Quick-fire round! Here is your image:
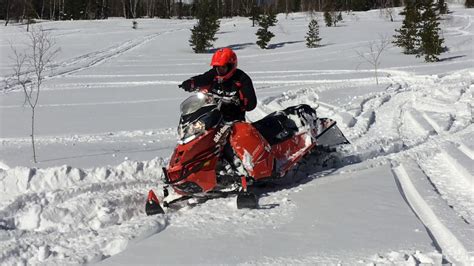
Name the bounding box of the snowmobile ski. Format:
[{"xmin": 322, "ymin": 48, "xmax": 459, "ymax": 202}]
[
  {"xmin": 236, "ymin": 192, "xmax": 258, "ymax": 209},
  {"xmin": 236, "ymin": 176, "xmax": 259, "ymax": 209},
  {"xmin": 145, "ymin": 190, "xmax": 165, "ymax": 216}
]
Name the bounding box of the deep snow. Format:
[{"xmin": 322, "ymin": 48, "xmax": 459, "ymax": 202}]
[{"xmin": 0, "ymin": 4, "xmax": 473, "ymax": 265}]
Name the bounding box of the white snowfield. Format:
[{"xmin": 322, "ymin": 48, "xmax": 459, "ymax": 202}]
[{"xmin": 0, "ymin": 4, "xmax": 473, "ymax": 265}]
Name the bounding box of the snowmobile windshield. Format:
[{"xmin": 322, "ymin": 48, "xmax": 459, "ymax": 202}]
[
  {"xmin": 180, "ymin": 93, "xmax": 216, "ymax": 116},
  {"xmin": 178, "ymin": 108, "xmax": 221, "ymax": 144},
  {"xmin": 178, "ymin": 94, "xmax": 221, "ymax": 144}
]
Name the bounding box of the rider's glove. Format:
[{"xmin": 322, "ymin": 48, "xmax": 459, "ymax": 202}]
[{"xmin": 180, "ymin": 79, "xmax": 195, "ymax": 92}]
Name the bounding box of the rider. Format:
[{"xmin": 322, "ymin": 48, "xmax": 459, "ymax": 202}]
[{"xmin": 180, "ymin": 47, "xmax": 257, "ymax": 121}]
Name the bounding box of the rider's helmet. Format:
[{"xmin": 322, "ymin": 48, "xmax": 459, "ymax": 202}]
[{"xmin": 211, "ymin": 48, "xmax": 237, "ymax": 81}]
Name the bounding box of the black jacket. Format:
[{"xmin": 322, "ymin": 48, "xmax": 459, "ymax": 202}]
[{"xmin": 190, "ymin": 68, "xmax": 256, "ymax": 121}]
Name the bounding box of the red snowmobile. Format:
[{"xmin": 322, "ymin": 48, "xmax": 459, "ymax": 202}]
[{"xmin": 146, "ymin": 92, "xmax": 348, "ymax": 215}]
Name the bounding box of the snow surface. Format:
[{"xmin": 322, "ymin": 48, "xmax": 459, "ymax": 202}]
[{"xmin": 1, "ymin": 4, "xmax": 473, "ymax": 265}]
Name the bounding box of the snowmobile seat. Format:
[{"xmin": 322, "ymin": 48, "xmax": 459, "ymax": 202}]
[{"xmin": 252, "ymin": 113, "xmax": 298, "ymax": 145}]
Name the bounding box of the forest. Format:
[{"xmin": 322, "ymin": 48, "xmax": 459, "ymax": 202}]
[{"xmin": 1, "ymin": 0, "xmax": 405, "ymax": 24}]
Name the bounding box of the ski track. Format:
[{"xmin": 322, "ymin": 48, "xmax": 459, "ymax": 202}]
[
  {"xmin": 0, "ymin": 97, "xmax": 185, "ymax": 109},
  {"xmin": 392, "ymin": 162, "xmax": 473, "ymax": 264},
  {"xmin": 2, "ymin": 28, "xmax": 186, "ymax": 92},
  {"xmin": 334, "ymin": 69, "xmax": 473, "ymax": 264},
  {"xmin": 418, "ymin": 143, "xmax": 474, "ymax": 223},
  {"xmin": 446, "ymin": 14, "xmax": 473, "ymax": 37},
  {"xmin": 4, "ymin": 69, "xmax": 389, "ymax": 94},
  {"xmin": 0, "ymin": 128, "xmax": 177, "ymax": 146}
]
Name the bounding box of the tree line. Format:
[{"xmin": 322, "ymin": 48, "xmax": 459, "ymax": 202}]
[{"xmin": 2, "ymin": 0, "xmax": 410, "ymax": 25}]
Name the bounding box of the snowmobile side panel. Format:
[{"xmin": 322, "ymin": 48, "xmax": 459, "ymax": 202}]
[
  {"xmin": 272, "ymin": 132, "xmax": 315, "ymax": 174},
  {"xmin": 230, "ymin": 122, "xmax": 274, "ymax": 180}
]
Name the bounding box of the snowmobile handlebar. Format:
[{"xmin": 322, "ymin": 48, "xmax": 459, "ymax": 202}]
[
  {"xmin": 198, "ymin": 91, "xmax": 240, "ymax": 106},
  {"xmin": 178, "ymin": 83, "xmax": 240, "ymax": 106}
]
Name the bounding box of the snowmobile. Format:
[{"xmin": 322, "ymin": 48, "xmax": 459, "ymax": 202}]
[{"xmin": 146, "ymin": 91, "xmax": 349, "ymax": 215}]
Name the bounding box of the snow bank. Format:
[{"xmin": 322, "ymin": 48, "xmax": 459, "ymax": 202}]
[
  {"xmin": 0, "ymin": 158, "xmax": 167, "ymax": 265},
  {"xmin": 0, "ymin": 158, "xmax": 163, "ymax": 202}
]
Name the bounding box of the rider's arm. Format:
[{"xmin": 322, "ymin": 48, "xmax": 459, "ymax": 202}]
[
  {"xmin": 237, "ymin": 72, "xmax": 257, "ymax": 111},
  {"xmin": 181, "ymin": 69, "xmax": 216, "ymax": 92},
  {"xmin": 191, "ymin": 69, "xmax": 216, "ymax": 87}
]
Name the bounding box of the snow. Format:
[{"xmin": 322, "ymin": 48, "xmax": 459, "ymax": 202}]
[
  {"xmin": 105, "ymin": 164, "xmax": 437, "ymax": 265},
  {"xmin": 1, "ymin": 4, "xmax": 473, "ymax": 265},
  {"xmin": 393, "ymin": 162, "xmax": 473, "ymax": 264}
]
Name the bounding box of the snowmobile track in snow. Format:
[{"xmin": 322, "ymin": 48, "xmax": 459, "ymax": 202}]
[
  {"xmin": 3, "ymin": 28, "xmax": 186, "ymax": 92},
  {"xmin": 393, "ymin": 161, "xmax": 474, "ymax": 265}
]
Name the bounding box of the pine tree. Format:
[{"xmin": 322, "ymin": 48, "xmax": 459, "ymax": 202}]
[
  {"xmin": 466, "ymin": 0, "xmax": 474, "ymax": 8},
  {"xmin": 189, "ymin": 0, "xmax": 220, "ymax": 53},
  {"xmin": 323, "ymin": 11, "xmax": 332, "ymax": 26},
  {"xmin": 393, "ymin": 0, "xmax": 420, "ymax": 54},
  {"xmin": 306, "ymin": 19, "xmax": 322, "ymax": 48},
  {"xmin": 256, "ymin": 10, "xmax": 278, "ymax": 49},
  {"xmin": 417, "ymin": 0, "xmax": 444, "ymax": 62}
]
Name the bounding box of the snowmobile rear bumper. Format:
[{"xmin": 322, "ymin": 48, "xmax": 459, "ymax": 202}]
[{"xmin": 316, "ymin": 118, "xmax": 350, "ymax": 147}]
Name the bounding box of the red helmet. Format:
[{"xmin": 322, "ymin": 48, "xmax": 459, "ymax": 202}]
[
  {"xmin": 211, "ymin": 48, "xmax": 238, "ymax": 68},
  {"xmin": 211, "ymin": 48, "xmax": 238, "ymax": 81}
]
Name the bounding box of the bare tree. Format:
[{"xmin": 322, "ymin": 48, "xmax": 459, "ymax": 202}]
[
  {"xmin": 129, "ymin": 0, "xmax": 140, "ymax": 28},
  {"xmin": 9, "ymin": 26, "xmax": 60, "ymax": 163},
  {"xmin": 4, "ymin": 0, "xmax": 13, "ymax": 26},
  {"xmin": 145, "ymin": 0, "xmax": 156, "ymax": 17},
  {"xmin": 240, "ymin": 0, "xmax": 254, "ymax": 15},
  {"xmin": 356, "ymin": 35, "xmax": 391, "ymax": 85},
  {"xmin": 379, "ymin": 0, "xmax": 395, "ymax": 22},
  {"xmin": 385, "ymin": 7, "xmax": 395, "ymax": 22},
  {"xmin": 130, "ymin": 0, "xmax": 140, "ymax": 18},
  {"xmin": 121, "ymin": 0, "xmax": 127, "ymax": 18}
]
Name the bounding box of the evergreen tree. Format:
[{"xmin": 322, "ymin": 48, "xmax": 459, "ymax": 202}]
[
  {"xmin": 323, "ymin": 11, "xmax": 332, "ymax": 26},
  {"xmin": 466, "ymin": 0, "xmax": 474, "ymax": 8},
  {"xmin": 306, "ymin": 19, "xmax": 322, "ymax": 48},
  {"xmin": 393, "ymin": 0, "xmax": 420, "ymax": 54},
  {"xmin": 323, "ymin": 1, "xmax": 342, "ymax": 27},
  {"xmin": 417, "ymin": 0, "xmax": 444, "ymax": 62},
  {"xmin": 189, "ymin": 0, "xmax": 220, "ymax": 53},
  {"xmin": 256, "ymin": 10, "xmax": 277, "ymax": 49}
]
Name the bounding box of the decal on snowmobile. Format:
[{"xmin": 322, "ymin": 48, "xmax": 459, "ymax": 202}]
[{"xmin": 214, "ymin": 124, "xmax": 231, "ymax": 143}]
